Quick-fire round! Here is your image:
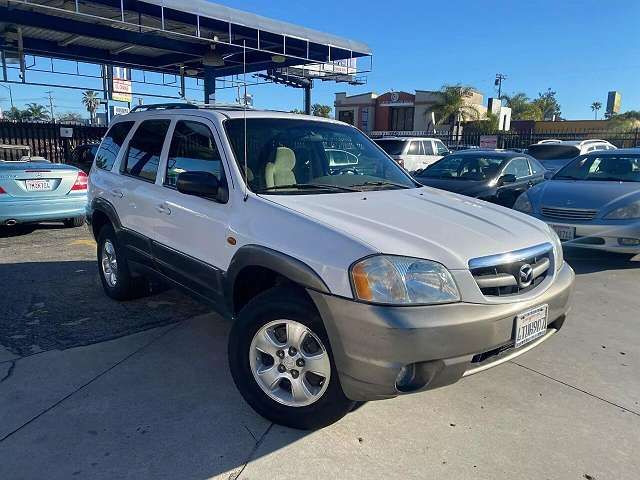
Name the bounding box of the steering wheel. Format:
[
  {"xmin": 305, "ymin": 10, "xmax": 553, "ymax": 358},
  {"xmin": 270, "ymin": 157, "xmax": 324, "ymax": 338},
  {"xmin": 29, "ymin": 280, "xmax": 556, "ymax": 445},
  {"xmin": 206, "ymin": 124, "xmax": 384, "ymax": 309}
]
[{"xmin": 333, "ymin": 166, "xmax": 360, "ymax": 175}]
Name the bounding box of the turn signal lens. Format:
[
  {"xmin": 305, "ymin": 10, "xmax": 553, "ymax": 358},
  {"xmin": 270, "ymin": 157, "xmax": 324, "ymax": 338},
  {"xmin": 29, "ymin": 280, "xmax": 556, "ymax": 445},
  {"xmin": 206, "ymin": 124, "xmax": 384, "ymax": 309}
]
[{"xmin": 0, "ymin": 186, "xmax": 6, "ymax": 194}]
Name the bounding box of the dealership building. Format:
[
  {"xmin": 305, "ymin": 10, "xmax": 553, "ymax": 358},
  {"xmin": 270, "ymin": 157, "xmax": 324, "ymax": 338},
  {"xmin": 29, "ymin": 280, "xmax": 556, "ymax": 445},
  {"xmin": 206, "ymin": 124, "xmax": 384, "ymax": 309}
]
[{"xmin": 334, "ymin": 89, "xmax": 490, "ymax": 134}]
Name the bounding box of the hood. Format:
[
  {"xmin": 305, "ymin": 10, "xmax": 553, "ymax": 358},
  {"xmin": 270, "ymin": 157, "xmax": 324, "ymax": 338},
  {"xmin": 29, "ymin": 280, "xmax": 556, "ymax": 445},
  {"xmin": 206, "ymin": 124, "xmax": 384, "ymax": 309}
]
[
  {"xmin": 418, "ymin": 178, "xmax": 491, "ymax": 196},
  {"xmin": 528, "ymin": 180, "xmax": 640, "ymax": 213},
  {"xmin": 263, "ymin": 187, "xmax": 552, "ymax": 270}
]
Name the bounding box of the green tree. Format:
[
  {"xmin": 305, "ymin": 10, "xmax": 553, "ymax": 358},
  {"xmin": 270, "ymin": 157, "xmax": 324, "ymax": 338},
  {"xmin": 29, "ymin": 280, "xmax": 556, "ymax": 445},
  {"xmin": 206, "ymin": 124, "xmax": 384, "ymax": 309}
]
[
  {"xmin": 4, "ymin": 106, "xmax": 27, "ymax": 121},
  {"xmin": 532, "ymin": 88, "xmax": 561, "ymax": 120},
  {"xmin": 500, "ymin": 92, "xmax": 531, "ymax": 120},
  {"xmin": 519, "ymin": 103, "xmax": 544, "ymax": 121},
  {"xmin": 58, "ymin": 112, "xmax": 84, "ymax": 123},
  {"xmin": 432, "ymin": 84, "xmax": 481, "ymax": 125},
  {"xmin": 465, "ymin": 111, "xmax": 500, "ymax": 134},
  {"xmin": 311, "ymin": 103, "xmax": 332, "ymax": 118},
  {"xmin": 289, "ymin": 108, "xmax": 305, "ymax": 114},
  {"xmin": 590, "ymin": 101, "xmax": 602, "ymax": 120},
  {"xmin": 82, "ymin": 90, "xmax": 101, "ymax": 124},
  {"xmin": 24, "ymin": 103, "xmax": 50, "ymax": 122},
  {"xmin": 607, "ymin": 110, "xmax": 640, "ymax": 130}
]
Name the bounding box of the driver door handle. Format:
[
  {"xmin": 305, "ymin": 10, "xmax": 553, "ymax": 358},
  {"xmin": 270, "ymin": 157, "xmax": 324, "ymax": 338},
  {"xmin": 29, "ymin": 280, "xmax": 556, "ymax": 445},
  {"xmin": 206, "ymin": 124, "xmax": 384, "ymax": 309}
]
[{"xmin": 156, "ymin": 203, "xmax": 171, "ymax": 215}]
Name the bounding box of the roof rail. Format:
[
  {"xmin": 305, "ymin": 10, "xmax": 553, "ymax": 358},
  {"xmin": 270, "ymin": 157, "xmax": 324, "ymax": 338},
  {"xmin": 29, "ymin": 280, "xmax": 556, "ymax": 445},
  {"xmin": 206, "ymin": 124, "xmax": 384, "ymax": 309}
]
[
  {"xmin": 580, "ymin": 139, "xmax": 608, "ymax": 145},
  {"xmin": 536, "ymin": 139, "xmax": 563, "ymax": 144},
  {"xmin": 130, "ymin": 103, "xmax": 198, "ymax": 112}
]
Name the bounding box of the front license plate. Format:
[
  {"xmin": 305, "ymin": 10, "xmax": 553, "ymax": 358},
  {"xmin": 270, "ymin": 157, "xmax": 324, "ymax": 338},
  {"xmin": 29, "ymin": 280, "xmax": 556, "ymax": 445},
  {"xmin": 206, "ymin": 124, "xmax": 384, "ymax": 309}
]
[
  {"xmin": 550, "ymin": 224, "xmax": 575, "ymax": 242},
  {"xmin": 514, "ymin": 305, "xmax": 548, "ymax": 348},
  {"xmin": 25, "ymin": 179, "xmax": 53, "ymax": 191}
]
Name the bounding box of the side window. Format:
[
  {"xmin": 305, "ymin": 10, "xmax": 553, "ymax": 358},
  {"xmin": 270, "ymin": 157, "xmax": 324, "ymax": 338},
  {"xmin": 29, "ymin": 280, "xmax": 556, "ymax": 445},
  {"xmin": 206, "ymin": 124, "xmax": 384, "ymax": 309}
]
[
  {"xmin": 165, "ymin": 120, "xmax": 226, "ymax": 188},
  {"xmin": 94, "ymin": 121, "xmax": 134, "ymax": 171},
  {"xmin": 407, "ymin": 141, "xmax": 421, "ymax": 155},
  {"xmin": 123, "ymin": 119, "xmax": 171, "ymax": 182},
  {"xmin": 435, "ymin": 141, "xmax": 450, "ymax": 155},
  {"xmin": 422, "ymin": 141, "xmax": 435, "ymax": 155},
  {"xmin": 504, "ymin": 158, "xmax": 531, "ymax": 178},
  {"xmin": 528, "ymin": 158, "xmax": 544, "ymax": 175}
]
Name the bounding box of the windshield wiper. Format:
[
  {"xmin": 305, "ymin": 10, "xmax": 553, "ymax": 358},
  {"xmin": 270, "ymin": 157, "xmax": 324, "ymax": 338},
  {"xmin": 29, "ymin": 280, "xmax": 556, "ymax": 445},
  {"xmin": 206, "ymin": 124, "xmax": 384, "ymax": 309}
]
[
  {"xmin": 587, "ymin": 177, "xmax": 626, "ymax": 182},
  {"xmin": 255, "ymin": 183, "xmax": 359, "ymax": 193},
  {"xmin": 348, "ymin": 181, "xmax": 412, "ymax": 189},
  {"xmin": 553, "ymin": 175, "xmax": 580, "ymax": 180}
]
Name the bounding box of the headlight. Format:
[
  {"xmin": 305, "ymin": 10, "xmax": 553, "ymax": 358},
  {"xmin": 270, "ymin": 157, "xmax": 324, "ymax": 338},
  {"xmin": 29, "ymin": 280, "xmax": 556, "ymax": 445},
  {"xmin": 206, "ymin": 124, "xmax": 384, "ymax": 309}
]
[
  {"xmin": 604, "ymin": 201, "xmax": 640, "ymax": 220},
  {"xmin": 350, "ymin": 255, "xmax": 460, "ymax": 305},
  {"xmin": 513, "ymin": 193, "xmax": 533, "ymax": 213},
  {"xmin": 546, "ymin": 225, "xmax": 564, "ymax": 270}
]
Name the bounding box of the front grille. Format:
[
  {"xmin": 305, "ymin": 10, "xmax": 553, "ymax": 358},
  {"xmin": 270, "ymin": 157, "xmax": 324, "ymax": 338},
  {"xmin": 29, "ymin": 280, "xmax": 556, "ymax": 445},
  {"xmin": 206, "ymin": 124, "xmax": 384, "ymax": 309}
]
[
  {"xmin": 469, "ymin": 243, "xmax": 554, "ymax": 297},
  {"xmin": 541, "ymin": 206, "xmax": 597, "ymax": 221}
]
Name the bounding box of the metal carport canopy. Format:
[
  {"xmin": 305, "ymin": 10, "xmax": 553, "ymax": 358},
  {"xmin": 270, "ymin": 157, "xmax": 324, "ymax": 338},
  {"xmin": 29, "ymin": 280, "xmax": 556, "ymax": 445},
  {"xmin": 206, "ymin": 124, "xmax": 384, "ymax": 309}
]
[{"xmin": 0, "ymin": 0, "xmax": 372, "ymax": 80}]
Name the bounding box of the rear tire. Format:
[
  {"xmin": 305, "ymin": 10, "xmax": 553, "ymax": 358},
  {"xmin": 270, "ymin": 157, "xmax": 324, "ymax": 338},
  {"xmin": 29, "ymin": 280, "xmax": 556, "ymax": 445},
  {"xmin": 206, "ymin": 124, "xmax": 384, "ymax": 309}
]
[
  {"xmin": 64, "ymin": 216, "xmax": 85, "ymax": 228},
  {"xmin": 97, "ymin": 224, "xmax": 148, "ymax": 300},
  {"xmin": 229, "ymin": 286, "xmax": 355, "ymax": 430}
]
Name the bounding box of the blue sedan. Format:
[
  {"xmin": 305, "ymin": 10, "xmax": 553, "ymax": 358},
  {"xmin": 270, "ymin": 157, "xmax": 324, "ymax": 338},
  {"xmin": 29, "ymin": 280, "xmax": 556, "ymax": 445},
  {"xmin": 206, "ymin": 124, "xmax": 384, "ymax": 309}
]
[{"xmin": 0, "ymin": 160, "xmax": 88, "ymax": 227}]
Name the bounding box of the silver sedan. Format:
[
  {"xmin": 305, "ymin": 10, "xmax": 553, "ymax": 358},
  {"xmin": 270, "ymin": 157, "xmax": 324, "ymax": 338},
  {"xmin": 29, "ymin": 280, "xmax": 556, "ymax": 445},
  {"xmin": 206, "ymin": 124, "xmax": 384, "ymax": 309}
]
[{"xmin": 513, "ymin": 148, "xmax": 640, "ymax": 254}]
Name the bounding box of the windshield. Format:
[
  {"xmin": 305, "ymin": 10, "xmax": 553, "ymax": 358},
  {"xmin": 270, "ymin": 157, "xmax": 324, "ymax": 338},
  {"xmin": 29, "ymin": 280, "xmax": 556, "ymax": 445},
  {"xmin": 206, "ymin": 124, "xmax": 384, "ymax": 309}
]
[
  {"xmin": 554, "ymin": 154, "xmax": 640, "ymax": 182},
  {"xmin": 417, "ymin": 155, "xmax": 504, "ymax": 180},
  {"xmin": 528, "ymin": 144, "xmax": 580, "ymax": 161},
  {"xmin": 224, "ymin": 118, "xmax": 416, "ymax": 194},
  {"xmin": 374, "ymin": 139, "xmax": 407, "ymax": 156}
]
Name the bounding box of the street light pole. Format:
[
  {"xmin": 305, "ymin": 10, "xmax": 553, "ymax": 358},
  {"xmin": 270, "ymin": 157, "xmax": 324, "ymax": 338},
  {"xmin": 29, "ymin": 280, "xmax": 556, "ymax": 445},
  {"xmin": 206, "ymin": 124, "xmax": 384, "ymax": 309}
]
[{"xmin": 0, "ymin": 83, "xmax": 14, "ymax": 108}]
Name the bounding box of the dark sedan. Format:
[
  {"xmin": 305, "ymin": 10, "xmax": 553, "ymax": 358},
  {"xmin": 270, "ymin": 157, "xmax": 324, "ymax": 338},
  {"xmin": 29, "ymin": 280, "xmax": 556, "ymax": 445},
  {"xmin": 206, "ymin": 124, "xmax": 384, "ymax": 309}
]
[
  {"xmin": 415, "ymin": 150, "xmax": 546, "ymax": 208},
  {"xmin": 67, "ymin": 143, "xmax": 98, "ymax": 173}
]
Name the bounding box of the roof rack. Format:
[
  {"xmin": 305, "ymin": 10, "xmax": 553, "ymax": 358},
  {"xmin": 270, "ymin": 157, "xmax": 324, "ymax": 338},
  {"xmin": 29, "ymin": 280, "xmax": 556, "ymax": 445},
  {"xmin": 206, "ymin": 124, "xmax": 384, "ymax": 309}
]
[
  {"xmin": 129, "ymin": 102, "xmax": 256, "ymax": 113},
  {"xmin": 580, "ymin": 139, "xmax": 608, "ymax": 145},
  {"xmin": 536, "ymin": 139, "xmax": 563, "ymax": 144}
]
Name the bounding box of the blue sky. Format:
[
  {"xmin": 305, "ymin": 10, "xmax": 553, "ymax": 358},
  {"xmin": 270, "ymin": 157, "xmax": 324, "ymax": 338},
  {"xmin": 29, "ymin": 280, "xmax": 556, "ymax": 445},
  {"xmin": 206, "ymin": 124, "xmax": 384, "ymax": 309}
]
[{"xmin": 1, "ymin": 0, "xmax": 639, "ymax": 119}]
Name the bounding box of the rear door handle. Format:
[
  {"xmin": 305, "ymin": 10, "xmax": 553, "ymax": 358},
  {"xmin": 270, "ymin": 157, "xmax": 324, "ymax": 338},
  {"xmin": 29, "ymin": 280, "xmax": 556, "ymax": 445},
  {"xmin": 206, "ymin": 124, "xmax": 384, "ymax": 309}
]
[
  {"xmin": 110, "ymin": 189, "xmax": 123, "ymax": 198},
  {"xmin": 156, "ymin": 203, "xmax": 171, "ymax": 215}
]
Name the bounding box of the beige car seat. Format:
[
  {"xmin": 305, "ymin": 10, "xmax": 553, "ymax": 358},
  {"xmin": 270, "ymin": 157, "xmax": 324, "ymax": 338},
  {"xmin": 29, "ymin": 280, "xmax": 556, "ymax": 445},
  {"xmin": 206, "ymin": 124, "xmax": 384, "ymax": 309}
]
[{"xmin": 265, "ymin": 147, "xmax": 296, "ymax": 188}]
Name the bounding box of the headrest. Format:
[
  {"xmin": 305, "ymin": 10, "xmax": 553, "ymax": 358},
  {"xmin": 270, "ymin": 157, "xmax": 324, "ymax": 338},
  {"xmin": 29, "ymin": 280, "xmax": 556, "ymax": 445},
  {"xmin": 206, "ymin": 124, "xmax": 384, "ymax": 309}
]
[{"xmin": 274, "ymin": 147, "xmax": 296, "ymax": 170}]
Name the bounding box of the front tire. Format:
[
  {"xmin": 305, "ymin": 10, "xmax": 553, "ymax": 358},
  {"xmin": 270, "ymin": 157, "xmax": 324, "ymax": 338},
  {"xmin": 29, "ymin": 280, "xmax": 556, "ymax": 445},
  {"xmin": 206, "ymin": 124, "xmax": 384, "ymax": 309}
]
[
  {"xmin": 97, "ymin": 224, "xmax": 147, "ymax": 300},
  {"xmin": 64, "ymin": 216, "xmax": 85, "ymax": 228},
  {"xmin": 229, "ymin": 286, "xmax": 355, "ymax": 430}
]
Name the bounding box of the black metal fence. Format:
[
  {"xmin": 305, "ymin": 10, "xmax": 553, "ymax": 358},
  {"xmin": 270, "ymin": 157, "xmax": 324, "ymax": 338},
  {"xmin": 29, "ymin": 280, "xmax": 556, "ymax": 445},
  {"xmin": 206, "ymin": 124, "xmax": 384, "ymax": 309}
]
[
  {"xmin": 0, "ymin": 121, "xmax": 107, "ymax": 162},
  {"xmin": 434, "ymin": 128, "xmax": 640, "ymax": 150}
]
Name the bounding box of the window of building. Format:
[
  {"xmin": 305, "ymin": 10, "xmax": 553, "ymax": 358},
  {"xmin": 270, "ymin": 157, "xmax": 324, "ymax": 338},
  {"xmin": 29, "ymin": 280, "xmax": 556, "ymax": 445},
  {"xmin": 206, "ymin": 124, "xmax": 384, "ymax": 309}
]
[
  {"xmin": 94, "ymin": 121, "xmax": 134, "ymax": 171},
  {"xmin": 360, "ymin": 108, "xmax": 369, "ymax": 131},
  {"xmin": 338, "ymin": 110, "xmax": 355, "ymax": 125},
  {"xmin": 165, "ymin": 120, "xmax": 226, "ymax": 190},
  {"xmin": 390, "ymin": 107, "xmax": 414, "ymax": 131},
  {"xmin": 123, "ymin": 119, "xmax": 171, "ymax": 182}
]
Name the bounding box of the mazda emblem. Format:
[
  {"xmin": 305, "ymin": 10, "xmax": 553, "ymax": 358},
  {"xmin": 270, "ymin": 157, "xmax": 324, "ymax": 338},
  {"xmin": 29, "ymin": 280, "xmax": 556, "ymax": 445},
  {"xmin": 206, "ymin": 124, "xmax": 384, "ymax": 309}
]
[{"xmin": 518, "ymin": 264, "xmax": 534, "ymax": 288}]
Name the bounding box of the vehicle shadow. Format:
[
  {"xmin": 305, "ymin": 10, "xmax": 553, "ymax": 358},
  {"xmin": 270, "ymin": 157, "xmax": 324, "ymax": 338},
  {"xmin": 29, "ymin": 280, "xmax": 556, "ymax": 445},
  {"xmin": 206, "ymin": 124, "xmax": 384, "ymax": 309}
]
[
  {"xmin": 0, "ymin": 222, "xmax": 69, "ymax": 238},
  {"xmin": 0, "ymin": 260, "xmax": 313, "ymax": 479},
  {"xmin": 563, "ymin": 247, "xmax": 638, "ymax": 275}
]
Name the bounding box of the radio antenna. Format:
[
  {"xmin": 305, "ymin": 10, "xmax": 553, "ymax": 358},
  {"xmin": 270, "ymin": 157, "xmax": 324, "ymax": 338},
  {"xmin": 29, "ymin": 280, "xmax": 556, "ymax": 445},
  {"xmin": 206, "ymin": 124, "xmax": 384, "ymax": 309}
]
[{"xmin": 242, "ymin": 40, "xmax": 249, "ymax": 202}]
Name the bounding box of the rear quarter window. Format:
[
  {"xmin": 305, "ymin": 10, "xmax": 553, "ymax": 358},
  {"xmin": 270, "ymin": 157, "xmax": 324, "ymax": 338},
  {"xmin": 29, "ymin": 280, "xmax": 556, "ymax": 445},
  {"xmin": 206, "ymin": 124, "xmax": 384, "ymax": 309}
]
[
  {"xmin": 95, "ymin": 121, "xmax": 134, "ymax": 171},
  {"xmin": 123, "ymin": 119, "xmax": 171, "ymax": 182}
]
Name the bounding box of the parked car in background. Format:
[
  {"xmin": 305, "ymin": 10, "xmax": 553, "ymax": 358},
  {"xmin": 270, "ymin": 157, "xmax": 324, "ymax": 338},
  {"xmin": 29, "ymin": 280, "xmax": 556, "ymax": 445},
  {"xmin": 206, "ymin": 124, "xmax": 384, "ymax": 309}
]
[
  {"xmin": 88, "ymin": 104, "xmax": 574, "ymax": 430},
  {"xmin": 415, "ymin": 150, "xmax": 546, "ymax": 208},
  {"xmin": 514, "ymin": 148, "xmax": 640, "ymax": 254},
  {"xmin": 0, "ymin": 144, "xmax": 49, "ymax": 163},
  {"xmin": 68, "ymin": 143, "xmax": 99, "ymax": 172},
  {"xmin": 528, "ymin": 139, "xmax": 616, "ymax": 178},
  {"xmin": 0, "ymin": 159, "xmax": 88, "ymax": 227},
  {"xmin": 374, "ymin": 136, "xmax": 450, "ymax": 172}
]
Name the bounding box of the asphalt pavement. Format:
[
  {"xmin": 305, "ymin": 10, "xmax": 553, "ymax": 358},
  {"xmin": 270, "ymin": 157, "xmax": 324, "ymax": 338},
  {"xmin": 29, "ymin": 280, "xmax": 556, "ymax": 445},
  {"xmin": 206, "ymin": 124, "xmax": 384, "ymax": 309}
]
[{"xmin": 0, "ymin": 225, "xmax": 638, "ymax": 480}]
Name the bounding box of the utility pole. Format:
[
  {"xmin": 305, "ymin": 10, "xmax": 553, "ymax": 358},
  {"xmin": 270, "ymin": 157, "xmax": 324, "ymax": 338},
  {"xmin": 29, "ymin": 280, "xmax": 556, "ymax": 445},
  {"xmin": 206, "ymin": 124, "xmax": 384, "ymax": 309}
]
[
  {"xmin": 495, "ymin": 73, "xmax": 507, "ymax": 98},
  {"xmin": 45, "ymin": 90, "xmax": 55, "ymax": 121}
]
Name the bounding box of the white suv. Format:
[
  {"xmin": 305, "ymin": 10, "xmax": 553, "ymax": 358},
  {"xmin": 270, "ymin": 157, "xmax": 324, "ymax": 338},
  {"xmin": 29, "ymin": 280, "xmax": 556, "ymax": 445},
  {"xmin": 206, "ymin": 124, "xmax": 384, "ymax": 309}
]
[
  {"xmin": 87, "ymin": 104, "xmax": 574, "ymax": 430},
  {"xmin": 528, "ymin": 139, "xmax": 616, "ymax": 177},
  {"xmin": 373, "ymin": 136, "xmax": 450, "ymax": 172}
]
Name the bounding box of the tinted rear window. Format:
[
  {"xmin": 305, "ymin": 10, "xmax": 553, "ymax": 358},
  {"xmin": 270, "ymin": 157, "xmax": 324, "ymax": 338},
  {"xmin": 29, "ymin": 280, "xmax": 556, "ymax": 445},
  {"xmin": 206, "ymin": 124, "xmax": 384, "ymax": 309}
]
[
  {"xmin": 375, "ymin": 140, "xmax": 407, "ymax": 156},
  {"xmin": 123, "ymin": 119, "xmax": 171, "ymax": 182},
  {"xmin": 95, "ymin": 122, "xmax": 134, "ymax": 171},
  {"xmin": 528, "ymin": 144, "xmax": 580, "ymax": 161}
]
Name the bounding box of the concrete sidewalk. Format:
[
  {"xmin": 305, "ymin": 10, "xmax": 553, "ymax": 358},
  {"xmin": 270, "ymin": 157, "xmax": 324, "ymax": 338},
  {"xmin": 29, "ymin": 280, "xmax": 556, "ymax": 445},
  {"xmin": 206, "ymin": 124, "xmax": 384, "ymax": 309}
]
[{"xmin": 1, "ymin": 305, "xmax": 638, "ymax": 480}]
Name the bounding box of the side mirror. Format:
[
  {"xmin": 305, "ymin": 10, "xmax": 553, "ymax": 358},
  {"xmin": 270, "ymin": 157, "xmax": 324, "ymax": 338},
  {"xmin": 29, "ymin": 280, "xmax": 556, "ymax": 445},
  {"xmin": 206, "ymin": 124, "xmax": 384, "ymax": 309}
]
[
  {"xmin": 499, "ymin": 173, "xmax": 517, "ymax": 185},
  {"xmin": 176, "ymin": 171, "xmax": 220, "ymax": 199}
]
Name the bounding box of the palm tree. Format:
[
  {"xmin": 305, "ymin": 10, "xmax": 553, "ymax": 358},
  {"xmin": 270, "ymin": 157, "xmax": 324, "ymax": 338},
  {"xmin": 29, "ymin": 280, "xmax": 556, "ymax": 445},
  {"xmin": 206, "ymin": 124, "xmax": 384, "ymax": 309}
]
[
  {"xmin": 500, "ymin": 92, "xmax": 530, "ymax": 120},
  {"xmin": 431, "ymin": 85, "xmax": 480, "ymax": 142},
  {"xmin": 82, "ymin": 90, "xmax": 100, "ymax": 124},
  {"xmin": 24, "ymin": 103, "xmax": 50, "ymax": 122},
  {"xmin": 591, "ymin": 101, "xmax": 602, "ymax": 120}
]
